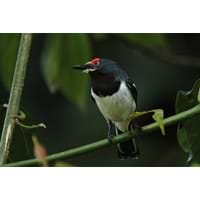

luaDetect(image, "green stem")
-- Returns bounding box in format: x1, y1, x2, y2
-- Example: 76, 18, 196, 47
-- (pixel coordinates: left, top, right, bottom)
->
15, 119, 46, 129
2, 104, 200, 167
0, 34, 32, 164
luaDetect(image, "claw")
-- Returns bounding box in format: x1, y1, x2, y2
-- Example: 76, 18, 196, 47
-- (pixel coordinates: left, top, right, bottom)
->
107, 121, 115, 143
128, 121, 142, 136
107, 132, 115, 141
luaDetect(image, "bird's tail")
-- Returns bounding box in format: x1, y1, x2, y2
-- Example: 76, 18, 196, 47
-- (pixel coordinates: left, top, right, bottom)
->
116, 128, 140, 160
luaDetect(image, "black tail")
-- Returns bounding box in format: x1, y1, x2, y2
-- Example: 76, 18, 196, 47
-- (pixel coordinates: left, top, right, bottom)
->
116, 128, 140, 160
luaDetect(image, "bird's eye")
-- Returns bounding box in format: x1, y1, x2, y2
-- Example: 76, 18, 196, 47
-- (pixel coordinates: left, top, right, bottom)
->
90, 58, 100, 66
94, 61, 99, 66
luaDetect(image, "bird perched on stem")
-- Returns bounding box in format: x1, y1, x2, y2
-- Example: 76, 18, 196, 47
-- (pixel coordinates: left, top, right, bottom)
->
73, 58, 139, 159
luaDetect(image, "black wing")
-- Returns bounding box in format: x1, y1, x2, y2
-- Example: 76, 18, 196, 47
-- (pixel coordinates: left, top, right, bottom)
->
126, 79, 137, 106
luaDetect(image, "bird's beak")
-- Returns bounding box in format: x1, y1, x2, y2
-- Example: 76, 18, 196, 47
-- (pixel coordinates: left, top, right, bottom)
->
72, 64, 87, 70
73, 63, 97, 73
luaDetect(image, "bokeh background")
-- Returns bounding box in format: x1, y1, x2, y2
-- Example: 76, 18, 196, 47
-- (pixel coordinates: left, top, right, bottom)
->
0, 33, 200, 166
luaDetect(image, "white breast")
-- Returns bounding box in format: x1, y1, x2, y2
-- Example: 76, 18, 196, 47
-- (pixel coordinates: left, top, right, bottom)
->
91, 81, 136, 131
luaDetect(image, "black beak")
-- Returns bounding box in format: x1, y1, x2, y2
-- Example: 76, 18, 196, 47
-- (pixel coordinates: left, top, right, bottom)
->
72, 64, 87, 70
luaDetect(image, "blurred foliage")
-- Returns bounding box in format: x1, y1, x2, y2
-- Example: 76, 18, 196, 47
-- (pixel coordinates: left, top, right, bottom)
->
118, 33, 166, 47
0, 33, 92, 110
0, 33, 166, 110
92, 33, 107, 41
191, 162, 200, 167
176, 79, 200, 162
0, 34, 20, 90
41, 34, 91, 110
32, 135, 48, 166
54, 161, 75, 167
1, 33, 200, 166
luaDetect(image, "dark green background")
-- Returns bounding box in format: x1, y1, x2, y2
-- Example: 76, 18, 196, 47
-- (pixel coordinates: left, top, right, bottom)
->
1, 33, 200, 166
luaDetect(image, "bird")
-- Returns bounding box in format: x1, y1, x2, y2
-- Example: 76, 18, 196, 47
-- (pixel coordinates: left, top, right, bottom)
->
73, 58, 140, 159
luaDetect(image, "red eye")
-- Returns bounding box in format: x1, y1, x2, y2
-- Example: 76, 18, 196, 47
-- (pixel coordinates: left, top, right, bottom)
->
91, 57, 100, 65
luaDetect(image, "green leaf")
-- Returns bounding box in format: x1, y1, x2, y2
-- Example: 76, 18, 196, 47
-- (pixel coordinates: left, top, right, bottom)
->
129, 109, 165, 135
177, 126, 192, 153
191, 162, 200, 167
54, 161, 75, 167
41, 34, 92, 110
41, 35, 62, 93
152, 109, 165, 135
118, 33, 166, 47
198, 88, 200, 103
0, 34, 20, 90
176, 79, 200, 162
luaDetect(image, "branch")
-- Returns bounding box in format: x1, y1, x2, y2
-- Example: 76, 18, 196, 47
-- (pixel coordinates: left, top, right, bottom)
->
0, 34, 32, 164
2, 104, 200, 167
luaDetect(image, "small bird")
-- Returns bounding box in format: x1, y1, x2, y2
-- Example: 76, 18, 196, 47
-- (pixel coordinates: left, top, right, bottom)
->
73, 58, 139, 159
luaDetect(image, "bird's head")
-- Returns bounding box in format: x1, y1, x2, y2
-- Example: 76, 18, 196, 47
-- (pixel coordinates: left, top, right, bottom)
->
73, 58, 118, 74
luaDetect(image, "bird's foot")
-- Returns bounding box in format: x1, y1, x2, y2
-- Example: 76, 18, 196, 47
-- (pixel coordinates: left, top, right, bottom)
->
107, 132, 115, 143
128, 121, 141, 135
107, 121, 115, 143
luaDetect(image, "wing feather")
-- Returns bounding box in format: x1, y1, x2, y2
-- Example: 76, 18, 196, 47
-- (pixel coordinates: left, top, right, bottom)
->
126, 79, 137, 106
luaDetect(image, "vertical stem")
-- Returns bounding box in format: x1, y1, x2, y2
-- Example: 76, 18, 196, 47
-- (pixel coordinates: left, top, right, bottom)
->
0, 34, 32, 164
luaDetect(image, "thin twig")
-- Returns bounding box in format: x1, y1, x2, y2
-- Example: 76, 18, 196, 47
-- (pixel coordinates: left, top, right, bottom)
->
0, 34, 32, 164
2, 104, 200, 167
15, 119, 46, 129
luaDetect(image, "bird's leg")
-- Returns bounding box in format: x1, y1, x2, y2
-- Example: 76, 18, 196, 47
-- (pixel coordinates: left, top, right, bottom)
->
107, 120, 115, 141
128, 120, 141, 135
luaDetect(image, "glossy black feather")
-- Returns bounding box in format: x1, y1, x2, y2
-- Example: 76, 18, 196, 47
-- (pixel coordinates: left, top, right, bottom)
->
90, 70, 121, 97
126, 79, 137, 105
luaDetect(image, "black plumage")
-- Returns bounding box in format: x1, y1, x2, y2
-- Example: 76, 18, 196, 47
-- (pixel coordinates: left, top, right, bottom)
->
74, 58, 139, 159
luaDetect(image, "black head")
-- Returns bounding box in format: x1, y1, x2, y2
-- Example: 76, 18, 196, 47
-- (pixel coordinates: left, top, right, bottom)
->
73, 58, 128, 80
73, 58, 130, 96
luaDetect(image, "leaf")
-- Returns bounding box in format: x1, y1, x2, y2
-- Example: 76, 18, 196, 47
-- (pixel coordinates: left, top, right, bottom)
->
191, 162, 200, 167
198, 88, 200, 103
32, 135, 48, 166
176, 79, 200, 162
41, 34, 91, 110
130, 111, 149, 118
0, 34, 20, 90
177, 126, 192, 153
59, 34, 91, 110
41, 35, 62, 93
152, 109, 165, 135
129, 109, 165, 135
54, 161, 75, 167
118, 33, 166, 47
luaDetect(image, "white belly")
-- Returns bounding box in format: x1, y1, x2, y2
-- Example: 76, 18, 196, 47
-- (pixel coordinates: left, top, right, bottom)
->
91, 81, 136, 131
